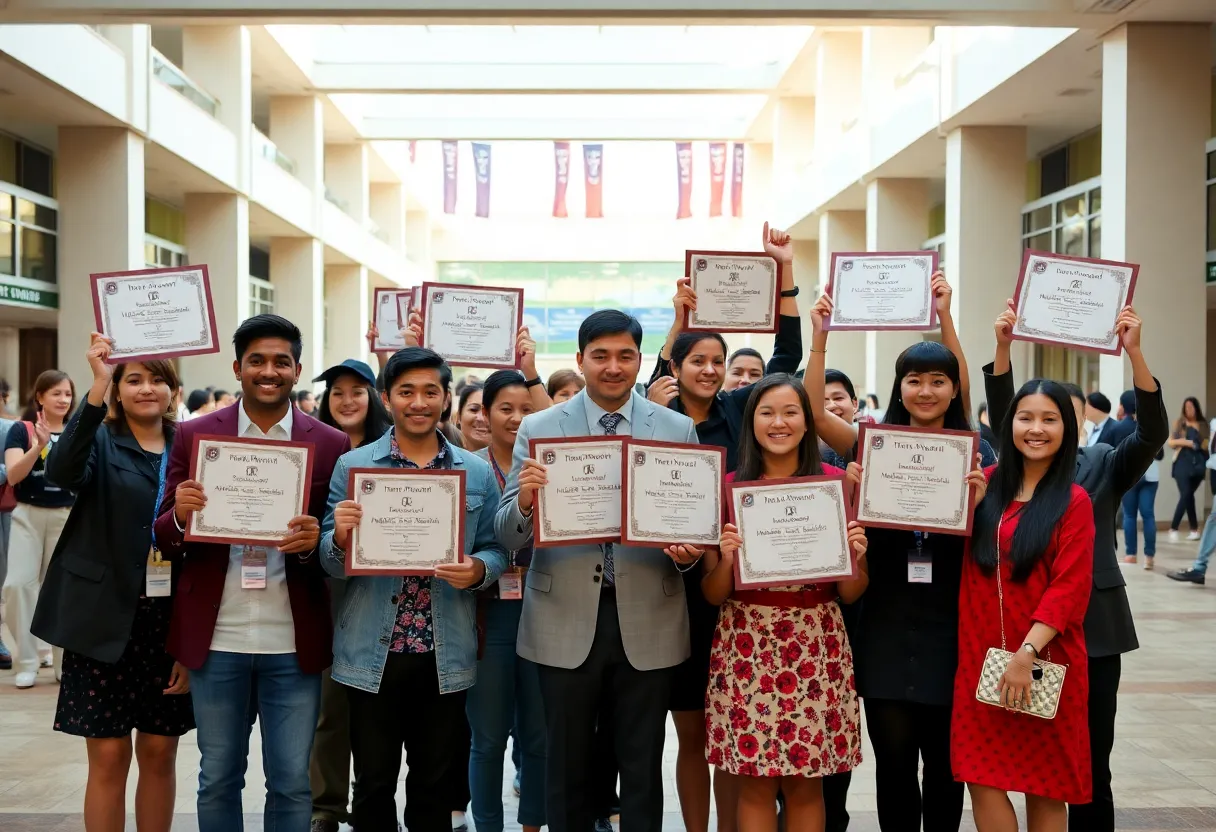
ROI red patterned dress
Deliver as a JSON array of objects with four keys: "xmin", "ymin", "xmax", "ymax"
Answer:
[{"xmin": 951, "ymin": 483, "xmax": 1095, "ymax": 803}]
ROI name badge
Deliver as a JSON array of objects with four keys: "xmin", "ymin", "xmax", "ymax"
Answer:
[
  {"xmin": 499, "ymin": 571, "xmax": 523, "ymax": 600},
  {"xmin": 146, "ymin": 548, "xmax": 171, "ymax": 597},
  {"xmin": 241, "ymin": 547, "xmax": 269, "ymax": 590},
  {"xmin": 907, "ymin": 551, "xmax": 932, "ymax": 584}
]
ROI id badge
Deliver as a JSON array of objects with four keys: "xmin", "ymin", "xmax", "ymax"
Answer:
[
  {"xmin": 499, "ymin": 571, "xmax": 523, "ymax": 600},
  {"xmin": 907, "ymin": 550, "xmax": 932, "ymax": 584},
  {"xmin": 241, "ymin": 547, "xmax": 269, "ymax": 590},
  {"xmin": 146, "ymin": 548, "xmax": 172, "ymax": 597}
]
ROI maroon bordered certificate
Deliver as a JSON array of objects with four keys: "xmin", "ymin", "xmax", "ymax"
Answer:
[
  {"xmin": 420, "ymin": 282, "xmax": 524, "ymax": 369},
  {"xmin": 1010, "ymin": 250, "xmax": 1138, "ymax": 356},
  {"xmin": 91, "ymin": 265, "xmax": 220, "ymax": 363},
  {"xmin": 684, "ymin": 250, "xmax": 781, "ymax": 334},
  {"xmin": 185, "ymin": 434, "xmax": 314, "ymax": 546},
  {"xmin": 727, "ymin": 474, "xmax": 857, "ymax": 589},
  {"xmin": 621, "ymin": 439, "xmax": 725, "ymax": 548},
  {"xmin": 345, "ymin": 467, "xmax": 466, "ymax": 576},
  {"xmin": 854, "ymin": 423, "xmax": 980, "ymax": 536},
  {"xmin": 825, "ymin": 251, "xmax": 939, "ymax": 331},
  {"xmin": 372, "ymin": 287, "xmax": 416, "ymax": 352},
  {"xmin": 529, "ymin": 436, "xmax": 624, "ymax": 548}
]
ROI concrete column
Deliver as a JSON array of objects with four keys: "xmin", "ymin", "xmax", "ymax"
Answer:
[
  {"xmin": 370, "ymin": 182, "xmax": 406, "ymax": 252},
  {"xmin": 324, "ymin": 265, "xmax": 371, "ymax": 372},
  {"xmin": 1100, "ymin": 23, "xmax": 1211, "ymax": 518},
  {"xmin": 56, "ymin": 127, "xmax": 146, "ymax": 387},
  {"xmin": 814, "ymin": 32, "xmax": 863, "ymax": 163},
  {"xmin": 100, "ymin": 24, "xmax": 151, "ymax": 132},
  {"xmin": 945, "ymin": 126, "xmax": 1030, "ymax": 413},
  {"xmin": 182, "ymin": 26, "xmax": 252, "ymax": 191},
  {"xmin": 866, "ymin": 178, "xmax": 930, "ymax": 403},
  {"xmin": 181, "ymin": 193, "xmax": 249, "ymax": 388},
  {"xmin": 818, "ymin": 210, "xmax": 867, "ymax": 388},
  {"xmin": 325, "ymin": 144, "xmax": 369, "ymax": 223},
  {"xmin": 772, "ymin": 97, "xmax": 815, "ymax": 182},
  {"xmin": 269, "ymin": 95, "xmax": 324, "ymax": 232},
  {"xmin": 271, "ymin": 237, "xmax": 324, "ymax": 380}
]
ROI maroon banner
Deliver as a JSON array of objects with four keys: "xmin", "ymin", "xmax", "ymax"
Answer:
[
  {"xmin": 708, "ymin": 142, "xmax": 727, "ymax": 218},
  {"xmin": 675, "ymin": 142, "xmax": 693, "ymax": 220},
  {"xmin": 553, "ymin": 141, "xmax": 571, "ymax": 218},
  {"xmin": 731, "ymin": 142, "xmax": 745, "ymax": 218},
  {"xmin": 442, "ymin": 140, "xmax": 458, "ymax": 214},
  {"xmin": 408, "ymin": 140, "xmax": 417, "ymax": 163},
  {"xmin": 583, "ymin": 144, "xmax": 604, "ymax": 219},
  {"xmin": 472, "ymin": 142, "xmax": 491, "ymax": 218}
]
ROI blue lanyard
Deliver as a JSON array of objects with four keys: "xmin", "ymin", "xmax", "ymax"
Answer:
[
  {"xmin": 913, "ymin": 530, "xmax": 929, "ymax": 551},
  {"xmin": 150, "ymin": 448, "xmax": 170, "ymax": 553}
]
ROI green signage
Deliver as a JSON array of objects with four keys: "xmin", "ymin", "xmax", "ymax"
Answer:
[
  {"xmin": 0, "ymin": 280, "xmax": 58, "ymax": 309},
  {"xmin": 1207, "ymin": 261, "xmax": 1216, "ymax": 283}
]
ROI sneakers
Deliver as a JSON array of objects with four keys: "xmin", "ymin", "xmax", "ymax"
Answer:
[
  {"xmin": 1168, "ymin": 568, "xmax": 1206, "ymax": 585},
  {"xmin": 0, "ymin": 639, "xmax": 11, "ymax": 671},
  {"xmin": 1144, "ymin": 557, "xmax": 1154, "ymax": 571},
  {"xmin": 1169, "ymin": 529, "xmax": 1181, "ymax": 542},
  {"xmin": 1187, "ymin": 531, "xmax": 1201, "ymax": 541},
  {"xmin": 39, "ymin": 654, "xmax": 52, "ymax": 668},
  {"xmin": 1123, "ymin": 556, "xmax": 1137, "ymax": 564},
  {"xmin": 452, "ymin": 811, "xmax": 468, "ymax": 831},
  {"xmin": 14, "ymin": 671, "xmax": 36, "ymax": 689}
]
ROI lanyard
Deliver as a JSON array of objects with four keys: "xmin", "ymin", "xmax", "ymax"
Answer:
[
  {"xmin": 913, "ymin": 530, "xmax": 929, "ymax": 551},
  {"xmin": 150, "ymin": 448, "xmax": 170, "ymax": 552},
  {"xmin": 489, "ymin": 453, "xmax": 507, "ymax": 490}
]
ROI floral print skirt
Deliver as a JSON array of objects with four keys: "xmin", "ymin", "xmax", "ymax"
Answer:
[{"xmin": 705, "ymin": 594, "xmax": 862, "ymax": 778}]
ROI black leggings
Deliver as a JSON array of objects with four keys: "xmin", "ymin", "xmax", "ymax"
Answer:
[
  {"xmin": 864, "ymin": 698, "xmax": 963, "ymax": 832},
  {"xmin": 1172, "ymin": 471, "xmax": 1205, "ymax": 531}
]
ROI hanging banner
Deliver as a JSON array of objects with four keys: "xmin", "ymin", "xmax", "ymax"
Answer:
[
  {"xmin": 553, "ymin": 141, "xmax": 571, "ymax": 218},
  {"xmin": 442, "ymin": 140, "xmax": 459, "ymax": 214},
  {"xmin": 675, "ymin": 142, "xmax": 694, "ymax": 220},
  {"xmin": 731, "ymin": 142, "xmax": 745, "ymax": 218},
  {"xmin": 408, "ymin": 140, "xmax": 417, "ymax": 163},
  {"xmin": 584, "ymin": 143, "xmax": 604, "ymax": 219},
  {"xmin": 708, "ymin": 142, "xmax": 727, "ymax": 218},
  {"xmin": 473, "ymin": 142, "xmax": 492, "ymax": 218}
]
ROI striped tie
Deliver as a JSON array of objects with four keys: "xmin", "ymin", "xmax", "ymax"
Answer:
[{"xmin": 598, "ymin": 412, "xmax": 623, "ymax": 585}]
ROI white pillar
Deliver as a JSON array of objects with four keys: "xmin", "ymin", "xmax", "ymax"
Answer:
[
  {"xmin": 100, "ymin": 24, "xmax": 151, "ymax": 132},
  {"xmin": 271, "ymin": 237, "xmax": 324, "ymax": 380},
  {"xmin": 269, "ymin": 94, "xmax": 324, "ymax": 231},
  {"xmin": 818, "ymin": 210, "xmax": 867, "ymax": 389},
  {"xmin": 370, "ymin": 182, "xmax": 406, "ymax": 252},
  {"xmin": 772, "ymin": 97, "xmax": 815, "ymax": 182},
  {"xmin": 325, "ymin": 144, "xmax": 369, "ymax": 223},
  {"xmin": 814, "ymin": 32, "xmax": 863, "ymax": 163},
  {"xmin": 183, "ymin": 26, "xmax": 252, "ymax": 192},
  {"xmin": 56, "ymin": 127, "xmax": 146, "ymax": 388},
  {"xmin": 181, "ymin": 193, "xmax": 249, "ymax": 389},
  {"xmin": 324, "ymin": 265, "xmax": 371, "ymax": 371}
]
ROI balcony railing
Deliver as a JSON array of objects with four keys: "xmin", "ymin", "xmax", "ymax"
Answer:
[
  {"xmin": 251, "ymin": 128, "xmax": 298, "ymax": 176},
  {"xmin": 324, "ymin": 186, "xmax": 352, "ymax": 215},
  {"xmin": 151, "ymin": 48, "xmax": 218, "ymax": 117}
]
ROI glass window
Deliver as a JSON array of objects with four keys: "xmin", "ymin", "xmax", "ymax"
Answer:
[
  {"xmin": 20, "ymin": 227, "xmax": 55, "ymax": 283},
  {"xmin": 18, "ymin": 145, "xmax": 53, "ymax": 197},
  {"xmin": 1089, "ymin": 216, "xmax": 1102, "ymax": 260},
  {"xmin": 0, "ymin": 194, "xmax": 11, "ymax": 221},
  {"xmin": 1208, "ymin": 182, "xmax": 1216, "ymax": 252},
  {"xmin": 16, "ymin": 199, "xmax": 56, "ymax": 231},
  {"xmin": 1025, "ymin": 232, "xmax": 1051, "ymax": 251},
  {"xmin": 1025, "ymin": 206, "xmax": 1051, "ymax": 233},
  {"xmin": 1056, "ymin": 196, "xmax": 1085, "ymax": 224},
  {"xmin": 1057, "ymin": 222, "xmax": 1085, "ymax": 256},
  {"xmin": 0, "ymin": 222, "xmax": 13, "ymax": 276},
  {"xmin": 1208, "ymin": 151, "xmax": 1216, "ymax": 181},
  {"xmin": 1088, "ymin": 187, "xmax": 1101, "ymax": 214}
]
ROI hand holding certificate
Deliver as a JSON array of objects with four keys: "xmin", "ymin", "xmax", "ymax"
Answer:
[
  {"xmin": 1010, "ymin": 251, "xmax": 1138, "ymax": 355},
  {"xmin": 622, "ymin": 440, "xmax": 724, "ymax": 548},
  {"xmin": 684, "ymin": 250, "xmax": 780, "ymax": 333},
  {"xmin": 344, "ymin": 468, "xmax": 465, "ymax": 576},
  {"xmin": 421, "ymin": 282, "xmax": 524, "ymax": 368},
  {"xmin": 826, "ymin": 252, "xmax": 938, "ymax": 331},
  {"xmin": 372, "ymin": 288, "xmax": 416, "ymax": 352},
  {"xmin": 529, "ymin": 437, "xmax": 623, "ymax": 547},
  {"xmin": 91, "ymin": 266, "xmax": 220, "ymax": 362}
]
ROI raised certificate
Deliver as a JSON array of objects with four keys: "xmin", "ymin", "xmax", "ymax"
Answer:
[
  {"xmin": 91, "ymin": 265, "xmax": 220, "ymax": 362},
  {"xmin": 826, "ymin": 251, "xmax": 938, "ymax": 331},
  {"xmin": 728, "ymin": 475, "xmax": 855, "ymax": 588},
  {"xmin": 345, "ymin": 468, "xmax": 465, "ymax": 576},
  {"xmin": 186, "ymin": 435, "xmax": 313, "ymax": 546},
  {"xmin": 622, "ymin": 440, "xmax": 724, "ymax": 548},
  {"xmin": 1011, "ymin": 250, "xmax": 1138, "ymax": 355},
  {"xmin": 372, "ymin": 288, "xmax": 414, "ymax": 352},
  {"xmin": 854, "ymin": 424, "xmax": 979, "ymax": 535},
  {"xmin": 684, "ymin": 250, "xmax": 781, "ymax": 333},
  {"xmin": 530, "ymin": 436, "xmax": 623, "ymax": 548},
  {"xmin": 421, "ymin": 282, "xmax": 524, "ymax": 369}
]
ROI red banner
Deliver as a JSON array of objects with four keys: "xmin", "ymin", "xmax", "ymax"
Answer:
[
  {"xmin": 473, "ymin": 142, "xmax": 491, "ymax": 218},
  {"xmin": 708, "ymin": 142, "xmax": 727, "ymax": 218},
  {"xmin": 553, "ymin": 141, "xmax": 571, "ymax": 218},
  {"xmin": 408, "ymin": 140, "xmax": 417, "ymax": 163},
  {"xmin": 675, "ymin": 142, "xmax": 693, "ymax": 219},
  {"xmin": 584, "ymin": 144, "xmax": 604, "ymax": 219},
  {"xmin": 731, "ymin": 142, "xmax": 745, "ymax": 218},
  {"xmin": 442, "ymin": 140, "xmax": 458, "ymax": 214}
]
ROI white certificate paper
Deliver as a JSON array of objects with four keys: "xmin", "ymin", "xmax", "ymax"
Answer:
[
  {"xmin": 347, "ymin": 468, "xmax": 465, "ymax": 576},
  {"xmin": 531, "ymin": 437, "xmax": 623, "ymax": 547},
  {"xmin": 91, "ymin": 265, "xmax": 219, "ymax": 362},
  {"xmin": 855, "ymin": 425, "xmax": 978, "ymax": 535},
  {"xmin": 729, "ymin": 476, "xmax": 854, "ymax": 588},
  {"xmin": 187, "ymin": 436, "xmax": 312, "ymax": 546},
  {"xmin": 1011, "ymin": 251, "xmax": 1138, "ymax": 355},
  {"xmin": 622, "ymin": 441, "xmax": 724, "ymax": 547},
  {"xmin": 827, "ymin": 251, "xmax": 938, "ymax": 331},
  {"xmin": 685, "ymin": 251, "xmax": 780, "ymax": 333},
  {"xmin": 422, "ymin": 283, "xmax": 523, "ymax": 368},
  {"xmin": 373, "ymin": 288, "xmax": 413, "ymax": 352}
]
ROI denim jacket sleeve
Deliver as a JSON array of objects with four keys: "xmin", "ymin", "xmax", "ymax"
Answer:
[
  {"xmin": 319, "ymin": 450, "xmax": 351, "ymax": 579},
  {"xmin": 471, "ymin": 462, "xmax": 508, "ymax": 591}
]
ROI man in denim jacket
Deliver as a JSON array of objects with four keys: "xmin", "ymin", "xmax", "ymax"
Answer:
[{"xmin": 320, "ymin": 347, "xmax": 507, "ymax": 832}]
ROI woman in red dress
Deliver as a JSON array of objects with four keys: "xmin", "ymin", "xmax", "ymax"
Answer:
[{"xmin": 952, "ymin": 379, "xmax": 1096, "ymax": 831}]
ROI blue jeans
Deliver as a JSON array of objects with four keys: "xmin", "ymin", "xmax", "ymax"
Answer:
[
  {"xmin": 467, "ymin": 599, "xmax": 547, "ymax": 832},
  {"xmin": 1121, "ymin": 478, "xmax": 1158, "ymax": 556},
  {"xmin": 1191, "ymin": 508, "xmax": 1216, "ymax": 575},
  {"xmin": 190, "ymin": 651, "xmax": 322, "ymax": 832}
]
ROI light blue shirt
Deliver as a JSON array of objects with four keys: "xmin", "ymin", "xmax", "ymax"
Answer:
[
  {"xmin": 1087, "ymin": 416, "xmax": 1110, "ymax": 447},
  {"xmin": 584, "ymin": 394, "xmax": 634, "ymax": 437}
]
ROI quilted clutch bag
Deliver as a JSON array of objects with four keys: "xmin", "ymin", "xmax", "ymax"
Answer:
[{"xmin": 975, "ymin": 647, "xmax": 1067, "ymax": 720}]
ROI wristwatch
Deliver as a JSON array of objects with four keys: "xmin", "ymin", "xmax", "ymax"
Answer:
[
  {"xmin": 780, "ymin": 287, "xmax": 800, "ymax": 298},
  {"xmin": 1021, "ymin": 643, "xmax": 1038, "ymax": 658}
]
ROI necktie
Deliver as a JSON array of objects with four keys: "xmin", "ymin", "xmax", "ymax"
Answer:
[{"xmin": 598, "ymin": 412, "xmax": 623, "ymax": 586}]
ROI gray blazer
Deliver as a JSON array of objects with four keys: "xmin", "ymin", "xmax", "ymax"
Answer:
[{"xmin": 496, "ymin": 389, "xmax": 698, "ymax": 671}]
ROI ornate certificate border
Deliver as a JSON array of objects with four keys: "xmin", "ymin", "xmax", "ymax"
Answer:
[
  {"xmin": 530, "ymin": 436, "xmax": 624, "ymax": 548},
  {"xmin": 621, "ymin": 439, "xmax": 724, "ymax": 547},
  {"xmin": 684, "ymin": 249, "xmax": 781, "ymax": 334},
  {"xmin": 420, "ymin": 281, "xmax": 524, "ymax": 369},
  {"xmin": 345, "ymin": 467, "xmax": 466, "ymax": 576},
  {"xmin": 372, "ymin": 287, "xmax": 415, "ymax": 352},
  {"xmin": 825, "ymin": 251, "xmax": 939, "ymax": 331},
  {"xmin": 90, "ymin": 265, "xmax": 220, "ymax": 363}
]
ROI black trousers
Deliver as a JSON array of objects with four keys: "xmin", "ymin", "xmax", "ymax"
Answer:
[
  {"xmin": 538, "ymin": 591, "xmax": 674, "ymax": 832},
  {"xmin": 1069, "ymin": 654, "xmax": 1121, "ymax": 832},
  {"xmin": 592, "ymin": 706, "xmax": 621, "ymax": 817},
  {"xmin": 864, "ymin": 698, "xmax": 962, "ymax": 832},
  {"xmin": 346, "ymin": 651, "xmax": 468, "ymax": 832},
  {"xmin": 823, "ymin": 771, "xmax": 852, "ymax": 832}
]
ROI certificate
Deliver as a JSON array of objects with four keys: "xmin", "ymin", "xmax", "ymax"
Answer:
[
  {"xmin": 826, "ymin": 251, "xmax": 938, "ymax": 331},
  {"xmin": 530, "ymin": 436, "xmax": 624, "ymax": 548},
  {"xmin": 372, "ymin": 288, "xmax": 415, "ymax": 352},
  {"xmin": 91, "ymin": 265, "xmax": 220, "ymax": 362},
  {"xmin": 684, "ymin": 250, "xmax": 780, "ymax": 333},
  {"xmin": 727, "ymin": 475, "xmax": 855, "ymax": 588},
  {"xmin": 186, "ymin": 435, "xmax": 313, "ymax": 546},
  {"xmin": 1011, "ymin": 250, "xmax": 1138, "ymax": 355},
  {"xmin": 621, "ymin": 440, "xmax": 724, "ymax": 548},
  {"xmin": 854, "ymin": 424, "xmax": 979, "ymax": 535},
  {"xmin": 345, "ymin": 468, "xmax": 466, "ymax": 576},
  {"xmin": 421, "ymin": 282, "xmax": 524, "ymax": 368}
]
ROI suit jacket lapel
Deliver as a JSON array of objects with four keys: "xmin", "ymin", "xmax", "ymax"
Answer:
[
  {"xmin": 291, "ymin": 407, "xmax": 314, "ymax": 443},
  {"xmin": 561, "ymin": 393, "xmax": 586, "ymax": 438},
  {"xmin": 1076, "ymin": 449, "xmax": 1094, "ymax": 485},
  {"xmin": 632, "ymin": 392, "xmax": 658, "ymax": 440}
]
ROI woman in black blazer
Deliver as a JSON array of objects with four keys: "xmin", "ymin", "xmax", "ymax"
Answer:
[{"xmin": 33, "ymin": 333, "xmax": 193, "ymax": 832}]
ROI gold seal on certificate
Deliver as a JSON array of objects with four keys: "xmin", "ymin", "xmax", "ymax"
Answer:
[
  {"xmin": 727, "ymin": 475, "xmax": 855, "ymax": 588},
  {"xmin": 186, "ymin": 435, "xmax": 313, "ymax": 546},
  {"xmin": 421, "ymin": 282, "xmax": 524, "ymax": 369},
  {"xmin": 622, "ymin": 440, "xmax": 724, "ymax": 548},
  {"xmin": 854, "ymin": 424, "xmax": 979, "ymax": 535},
  {"xmin": 1011, "ymin": 251, "xmax": 1138, "ymax": 355},
  {"xmin": 530, "ymin": 437, "xmax": 623, "ymax": 548},
  {"xmin": 684, "ymin": 250, "xmax": 781, "ymax": 333},
  {"xmin": 372, "ymin": 288, "xmax": 414, "ymax": 352},
  {"xmin": 91, "ymin": 265, "xmax": 220, "ymax": 362},
  {"xmin": 346, "ymin": 468, "xmax": 466, "ymax": 576},
  {"xmin": 826, "ymin": 251, "xmax": 938, "ymax": 331}
]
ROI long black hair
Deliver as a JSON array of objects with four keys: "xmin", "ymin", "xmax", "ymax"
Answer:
[
  {"xmin": 318, "ymin": 370, "xmax": 393, "ymax": 447},
  {"xmin": 882, "ymin": 341, "xmax": 971, "ymax": 431},
  {"xmin": 971, "ymin": 379, "xmax": 1079, "ymax": 581},
  {"xmin": 735, "ymin": 373, "xmax": 824, "ymax": 482}
]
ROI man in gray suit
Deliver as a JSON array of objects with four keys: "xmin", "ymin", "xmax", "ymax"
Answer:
[{"xmin": 496, "ymin": 310, "xmax": 701, "ymax": 832}]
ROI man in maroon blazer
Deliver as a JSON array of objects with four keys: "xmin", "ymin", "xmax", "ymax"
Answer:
[{"xmin": 154, "ymin": 314, "xmax": 350, "ymax": 832}]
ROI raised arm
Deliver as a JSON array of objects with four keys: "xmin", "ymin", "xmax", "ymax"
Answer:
[
  {"xmin": 763, "ymin": 222, "xmax": 802, "ymax": 374},
  {"xmin": 984, "ymin": 301, "xmax": 1019, "ymax": 435},
  {"xmin": 46, "ymin": 333, "xmax": 114, "ymax": 492},
  {"xmin": 933, "ymin": 271, "xmax": 973, "ymax": 418},
  {"xmin": 517, "ymin": 327, "xmax": 553, "ymax": 411},
  {"xmin": 1105, "ymin": 307, "xmax": 1169, "ymax": 493},
  {"xmin": 805, "ymin": 294, "xmax": 858, "ymax": 458}
]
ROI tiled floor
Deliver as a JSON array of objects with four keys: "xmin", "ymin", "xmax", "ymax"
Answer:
[{"xmin": 0, "ymin": 536, "xmax": 1213, "ymax": 831}]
